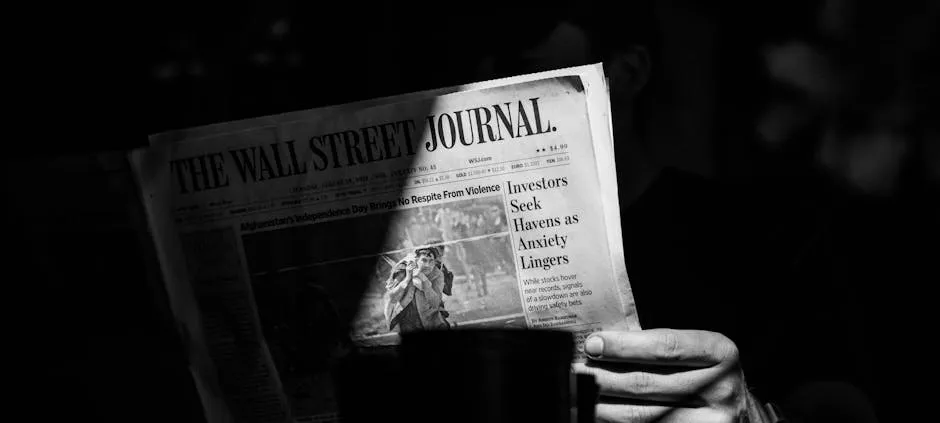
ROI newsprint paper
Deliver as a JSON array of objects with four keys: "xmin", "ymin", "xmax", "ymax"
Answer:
[{"xmin": 132, "ymin": 64, "xmax": 639, "ymax": 422}]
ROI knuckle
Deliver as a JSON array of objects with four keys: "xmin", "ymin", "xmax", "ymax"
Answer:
[
  {"xmin": 597, "ymin": 403, "xmax": 645, "ymax": 423},
  {"xmin": 659, "ymin": 331, "xmax": 682, "ymax": 361},
  {"xmin": 709, "ymin": 378, "xmax": 741, "ymax": 403},
  {"xmin": 623, "ymin": 404, "xmax": 653, "ymax": 421},
  {"xmin": 722, "ymin": 342, "xmax": 741, "ymax": 364},
  {"xmin": 629, "ymin": 372, "xmax": 655, "ymax": 395},
  {"xmin": 714, "ymin": 333, "xmax": 740, "ymax": 364}
]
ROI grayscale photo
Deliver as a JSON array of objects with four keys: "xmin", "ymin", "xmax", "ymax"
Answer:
[
  {"xmin": 356, "ymin": 196, "xmax": 525, "ymax": 339},
  {"xmin": 239, "ymin": 195, "xmax": 523, "ymax": 416},
  {"xmin": 45, "ymin": 2, "xmax": 934, "ymax": 421}
]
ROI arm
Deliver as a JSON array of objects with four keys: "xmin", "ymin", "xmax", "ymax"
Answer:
[
  {"xmin": 441, "ymin": 264, "xmax": 454, "ymax": 296},
  {"xmin": 412, "ymin": 270, "xmax": 430, "ymax": 291},
  {"xmin": 385, "ymin": 270, "xmax": 412, "ymax": 303}
]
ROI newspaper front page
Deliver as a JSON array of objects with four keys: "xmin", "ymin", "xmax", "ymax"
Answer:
[{"xmin": 132, "ymin": 66, "xmax": 638, "ymax": 422}]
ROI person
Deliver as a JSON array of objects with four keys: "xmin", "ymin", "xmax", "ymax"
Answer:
[
  {"xmin": 435, "ymin": 207, "xmax": 478, "ymax": 290},
  {"xmin": 460, "ymin": 1, "xmax": 926, "ymax": 422},
  {"xmin": 434, "ymin": 207, "xmax": 457, "ymax": 243},
  {"xmin": 453, "ymin": 211, "xmax": 490, "ymax": 298},
  {"xmin": 384, "ymin": 242, "xmax": 453, "ymax": 332}
]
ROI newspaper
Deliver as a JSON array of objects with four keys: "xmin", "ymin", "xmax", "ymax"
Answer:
[{"xmin": 132, "ymin": 64, "xmax": 639, "ymax": 422}]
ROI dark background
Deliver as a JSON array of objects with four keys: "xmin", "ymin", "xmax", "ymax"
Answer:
[{"xmin": 4, "ymin": 1, "xmax": 936, "ymax": 421}]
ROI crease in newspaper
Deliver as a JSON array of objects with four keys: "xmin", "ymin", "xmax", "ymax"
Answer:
[{"xmin": 129, "ymin": 148, "xmax": 238, "ymax": 423}]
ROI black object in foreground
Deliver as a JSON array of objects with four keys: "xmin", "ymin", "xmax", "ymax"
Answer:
[
  {"xmin": 401, "ymin": 329, "xmax": 575, "ymax": 423},
  {"xmin": 335, "ymin": 329, "xmax": 594, "ymax": 423}
]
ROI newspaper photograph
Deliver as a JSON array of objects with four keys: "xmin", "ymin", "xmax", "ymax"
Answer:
[
  {"xmin": 132, "ymin": 67, "xmax": 638, "ymax": 422},
  {"xmin": 247, "ymin": 195, "xmax": 524, "ymax": 338}
]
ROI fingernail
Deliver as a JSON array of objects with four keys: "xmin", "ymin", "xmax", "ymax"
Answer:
[{"xmin": 584, "ymin": 335, "xmax": 603, "ymax": 358}]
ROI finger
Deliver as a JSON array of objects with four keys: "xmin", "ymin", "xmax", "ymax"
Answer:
[
  {"xmin": 573, "ymin": 362, "xmax": 716, "ymax": 404},
  {"xmin": 596, "ymin": 402, "xmax": 733, "ymax": 423},
  {"xmin": 584, "ymin": 329, "xmax": 738, "ymax": 367}
]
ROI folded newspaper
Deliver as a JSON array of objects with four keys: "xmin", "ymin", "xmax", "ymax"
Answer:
[{"xmin": 132, "ymin": 63, "xmax": 640, "ymax": 422}]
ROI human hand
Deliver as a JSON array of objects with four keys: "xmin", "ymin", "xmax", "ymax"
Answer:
[
  {"xmin": 574, "ymin": 329, "xmax": 768, "ymax": 423},
  {"xmin": 404, "ymin": 261, "xmax": 418, "ymax": 275},
  {"xmin": 404, "ymin": 262, "xmax": 425, "ymax": 289}
]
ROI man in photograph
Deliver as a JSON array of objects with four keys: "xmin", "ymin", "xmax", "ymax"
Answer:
[{"xmin": 384, "ymin": 242, "xmax": 453, "ymax": 333}]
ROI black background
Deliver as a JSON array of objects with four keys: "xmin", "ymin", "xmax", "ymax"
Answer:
[{"xmin": 4, "ymin": 1, "xmax": 937, "ymax": 421}]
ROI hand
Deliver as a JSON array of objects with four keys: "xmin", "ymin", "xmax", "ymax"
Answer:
[
  {"xmin": 403, "ymin": 262, "xmax": 417, "ymax": 280},
  {"xmin": 574, "ymin": 329, "xmax": 767, "ymax": 423}
]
